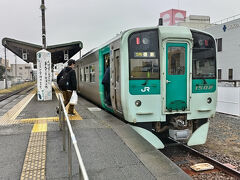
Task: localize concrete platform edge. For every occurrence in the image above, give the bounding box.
[90,110,192,180]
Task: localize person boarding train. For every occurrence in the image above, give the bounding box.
[57,59,77,115]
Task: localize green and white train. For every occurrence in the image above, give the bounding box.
[75,26,217,149]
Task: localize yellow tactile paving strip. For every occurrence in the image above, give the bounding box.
[20,117,59,124]
[0,84,82,179]
[0,88,36,126]
[20,129,47,180]
[32,123,48,133]
[52,83,82,120]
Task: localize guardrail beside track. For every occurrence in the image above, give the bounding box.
[58,94,89,180]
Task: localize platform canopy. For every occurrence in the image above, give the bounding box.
[2,38,83,64]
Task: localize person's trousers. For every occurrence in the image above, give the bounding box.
[62,90,74,114]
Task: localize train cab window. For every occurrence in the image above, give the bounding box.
[89,64,95,82]
[191,31,216,79]
[128,29,160,79]
[168,47,185,75]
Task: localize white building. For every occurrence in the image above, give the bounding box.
[53,63,65,80]
[160,9,212,30]
[204,17,240,80]
[177,15,212,30]
[9,63,33,81]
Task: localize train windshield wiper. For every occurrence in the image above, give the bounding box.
[142,80,148,86]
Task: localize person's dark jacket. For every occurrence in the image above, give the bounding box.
[57,66,77,90]
[102,67,110,85]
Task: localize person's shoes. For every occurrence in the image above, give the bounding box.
[68,112,75,116]
[56,106,59,114]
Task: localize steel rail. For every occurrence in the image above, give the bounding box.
[169,138,240,179]
[58,94,89,180]
[0,84,34,102]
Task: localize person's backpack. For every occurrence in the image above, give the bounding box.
[58,69,72,91]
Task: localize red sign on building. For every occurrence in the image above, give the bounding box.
[160,9,186,26]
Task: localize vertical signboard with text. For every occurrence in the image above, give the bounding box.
[37,49,52,101]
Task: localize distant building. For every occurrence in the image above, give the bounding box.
[160,9,186,26]
[53,63,65,80]
[177,15,212,30]
[0,58,10,68]
[160,9,212,30]
[0,58,11,78]
[9,63,33,81]
[204,16,240,80]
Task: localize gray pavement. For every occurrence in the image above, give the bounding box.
[72,97,191,180]
[0,90,191,180]
[0,124,32,179]
[18,92,58,119]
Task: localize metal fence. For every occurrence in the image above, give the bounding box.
[58,94,89,180]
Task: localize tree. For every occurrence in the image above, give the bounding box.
[0,65,5,80]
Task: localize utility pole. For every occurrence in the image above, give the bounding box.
[15,55,17,78]
[41,0,46,49]
[37,0,52,101]
[4,47,8,89]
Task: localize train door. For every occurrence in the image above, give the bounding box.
[165,43,188,111]
[103,53,111,106]
[111,47,122,113]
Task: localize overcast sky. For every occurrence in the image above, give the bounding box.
[0,0,239,64]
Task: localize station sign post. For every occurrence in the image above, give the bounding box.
[37,49,52,101]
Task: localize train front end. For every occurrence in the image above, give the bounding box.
[120,26,217,149]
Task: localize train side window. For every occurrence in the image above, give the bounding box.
[89,64,96,83]
[84,66,89,82]
[114,49,120,82]
[81,68,84,82]
[228,69,233,80]
[79,68,82,82]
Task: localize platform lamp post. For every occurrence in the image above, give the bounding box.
[37,0,52,101]
[41,0,46,49]
[4,46,8,89]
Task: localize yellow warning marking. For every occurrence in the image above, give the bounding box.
[66,104,82,120]
[32,123,47,132]
[52,83,61,100]
[0,88,36,126]
[21,131,46,180]
[20,114,82,124]
[52,83,83,120]
[20,117,59,124]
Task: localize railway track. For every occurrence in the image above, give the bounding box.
[160,139,240,179]
[0,84,35,102]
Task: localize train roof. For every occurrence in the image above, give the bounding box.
[78,26,214,61]
[80,33,123,60]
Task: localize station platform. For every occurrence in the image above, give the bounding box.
[0,85,191,180]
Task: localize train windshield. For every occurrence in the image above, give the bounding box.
[191,31,216,79]
[128,30,160,79]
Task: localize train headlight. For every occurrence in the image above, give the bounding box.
[135,100,142,107]
[207,97,212,104]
